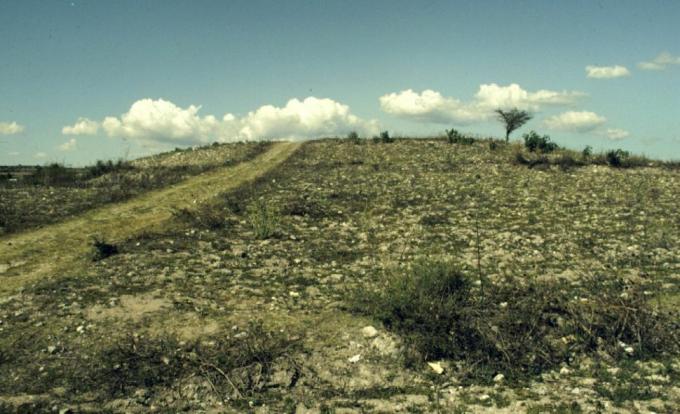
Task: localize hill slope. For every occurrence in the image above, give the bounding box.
[1,139,678,413]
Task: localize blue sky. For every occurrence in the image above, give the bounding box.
[1,0,679,165]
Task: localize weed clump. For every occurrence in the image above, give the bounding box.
[354,260,679,383]
[172,204,230,230]
[247,198,280,239]
[76,322,300,401]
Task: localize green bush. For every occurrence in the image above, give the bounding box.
[606,149,630,167]
[247,198,280,239]
[523,131,558,153]
[353,260,679,382]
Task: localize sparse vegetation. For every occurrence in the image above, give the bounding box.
[354,259,679,382]
[1,139,679,412]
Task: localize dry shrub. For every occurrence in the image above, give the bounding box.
[354,260,679,383]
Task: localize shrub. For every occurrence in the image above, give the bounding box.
[29,163,78,186]
[347,131,361,144]
[554,153,581,171]
[523,131,558,153]
[513,151,549,169]
[445,128,462,144]
[247,198,280,239]
[78,322,299,400]
[582,145,593,159]
[373,130,393,143]
[446,128,475,145]
[380,130,394,143]
[86,159,132,179]
[92,237,119,261]
[353,260,679,383]
[606,149,630,167]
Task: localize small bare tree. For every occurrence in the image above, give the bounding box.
[495,108,532,142]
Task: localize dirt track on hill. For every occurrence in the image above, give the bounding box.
[0,141,301,297]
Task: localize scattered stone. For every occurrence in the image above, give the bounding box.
[361,326,378,338]
[47,345,57,354]
[427,362,444,374]
[348,354,362,363]
[493,373,505,383]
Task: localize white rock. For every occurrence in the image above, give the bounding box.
[361,326,379,338]
[348,354,362,363]
[289,291,300,298]
[427,362,444,374]
[493,373,505,383]
[560,366,571,375]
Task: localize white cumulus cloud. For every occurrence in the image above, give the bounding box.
[0,121,25,135]
[238,97,378,140]
[59,138,77,151]
[96,97,377,145]
[638,52,680,70]
[62,118,99,135]
[102,98,221,145]
[379,89,485,124]
[474,83,584,110]
[380,84,585,125]
[544,111,607,133]
[34,152,47,159]
[585,65,631,79]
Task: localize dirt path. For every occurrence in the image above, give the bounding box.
[0,141,301,297]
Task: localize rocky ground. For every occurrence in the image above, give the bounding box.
[1,138,678,413]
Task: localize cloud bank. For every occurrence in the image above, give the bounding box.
[0,121,25,135]
[585,65,630,79]
[379,84,585,124]
[638,52,680,71]
[70,97,378,146]
[62,118,99,135]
